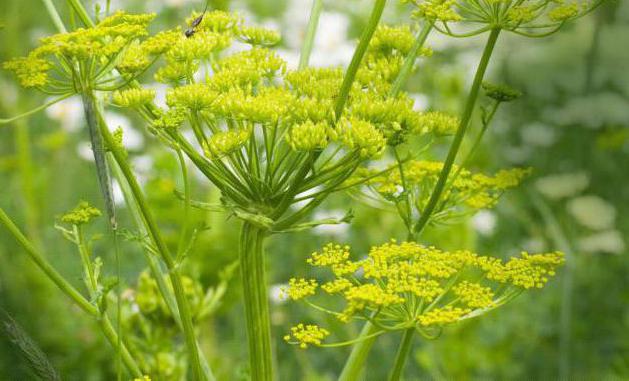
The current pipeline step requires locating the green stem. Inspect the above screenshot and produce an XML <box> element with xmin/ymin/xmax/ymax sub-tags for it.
<box><xmin>298</xmin><ymin>0</ymin><xmax>324</xmax><ymax>69</ymax></box>
<box><xmin>93</xmin><ymin>97</ymin><xmax>211</xmax><ymax>381</ymax></box>
<box><xmin>0</xmin><ymin>208</ymin><xmax>143</xmax><ymax>377</ymax></box>
<box><xmin>239</xmin><ymin>223</ymin><xmax>274</xmax><ymax>381</ymax></box>
<box><xmin>0</xmin><ymin>208</ymin><xmax>96</xmax><ymax>315</ymax></box>
<box><xmin>338</xmin><ymin>322</ymin><xmax>379</xmax><ymax>381</ymax></box>
<box><xmin>389</xmin><ymin>21</ymin><xmax>433</xmax><ymax>97</ymax></box>
<box><xmin>40</xmin><ymin>0</ymin><xmax>67</xmax><ymax>32</ymax></box>
<box><xmin>387</xmin><ymin>328</ymin><xmax>415</xmax><ymax>381</ymax></box>
<box><xmin>412</xmin><ymin>28</ymin><xmax>501</xmax><ymax>236</ymax></box>
<box><xmin>334</xmin><ymin>0</ymin><xmax>387</xmax><ymax>119</ymax></box>
<box><xmin>66</xmin><ymin>0</ymin><xmax>95</xmax><ymax>27</ymax></box>
<box><xmin>99</xmin><ymin>316</ymin><xmax>143</xmax><ymax>377</ymax></box>
<box><xmin>0</xmin><ymin>94</ymin><xmax>74</xmax><ymax>125</ymax></box>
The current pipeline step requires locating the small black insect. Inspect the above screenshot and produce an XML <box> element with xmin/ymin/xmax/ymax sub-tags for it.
<box><xmin>185</xmin><ymin>0</ymin><xmax>210</xmax><ymax>38</ymax></box>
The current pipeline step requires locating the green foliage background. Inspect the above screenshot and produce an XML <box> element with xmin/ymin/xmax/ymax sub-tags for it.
<box><xmin>0</xmin><ymin>0</ymin><xmax>627</xmax><ymax>380</ymax></box>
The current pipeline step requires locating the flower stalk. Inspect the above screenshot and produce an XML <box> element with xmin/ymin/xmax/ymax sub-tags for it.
<box><xmin>412</xmin><ymin>28</ymin><xmax>501</xmax><ymax>237</ymax></box>
<box><xmin>299</xmin><ymin>0</ymin><xmax>324</xmax><ymax>69</ymax></box>
<box><xmin>88</xmin><ymin>93</ymin><xmax>212</xmax><ymax>381</ymax></box>
<box><xmin>0</xmin><ymin>208</ymin><xmax>143</xmax><ymax>377</ymax></box>
<box><xmin>387</xmin><ymin>328</ymin><xmax>415</xmax><ymax>381</ymax></box>
<box><xmin>240</xmin><ymin>223</ymin><xmax>274</xmax><ymax>381</ymax></box>
<box><xmin>338</xmin><ymin>322</ymin><xmax>380</xmax><ymax>381</ymax></box>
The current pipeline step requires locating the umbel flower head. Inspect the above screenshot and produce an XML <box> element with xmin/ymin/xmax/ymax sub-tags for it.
<box><xmin>3</xmin><ymin>11</ymin><xmax>158</xmax><ymax>93</ymax></box>
<box><xmin>348</xmin><ymin>160</ymin><xmax>531</xmax><ymax>225</ymax></box>
<box><xmin>113</xmin><ymin>15</ymin><xmax>446</xmax><ymax>230</ymax></box>
<box><xmin>61</xmin><ymin>201</ymin><xmax>102</xmax><ymax>226</ymax></box>
<box><xmin>403</xmin><ymin>0</ymin><xmax>605</xmax><ymax>37</ymax></box>
<box><xmin>283</xmin><ymin>241</ymin><xmax>564</xmax><ymax>348</ymax></box>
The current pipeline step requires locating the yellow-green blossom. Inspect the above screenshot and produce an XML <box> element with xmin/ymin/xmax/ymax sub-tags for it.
<box><xmin>284</xmin><ymin>324</ymin><xmax>330</xmax><ymax>349</ymax></box>
<box><xmin>284</xmin><ymin>240</ymin><xmax>564</xmax><ymax>344</ymax></box>
<box><xmin>61</xmin><ymin>201</ymin><xmax>101</xmax><ymax>225</ymax></box>
<box><xmin>238</xmin><ymin>26</ymin><xmax>281</xmax><ymax>46</ymax></box>
<box><xmin>204</xmin><ymin>128</ymin><xmax>251</xmax><ymax>158</ymax></box>
<box><xmin>286</xmin><ymin>121</ymin><xmax>330</xmax><ymax>151</ymax></box>
<box><xmin>113</xmin><ymin>88</ymin><xmax>156</xmax><ymax>108</ymax></box>
<box><xmin>281</xmin><ymin>278</ymin><xmax>318</xmax><ymax>300</ymax></box>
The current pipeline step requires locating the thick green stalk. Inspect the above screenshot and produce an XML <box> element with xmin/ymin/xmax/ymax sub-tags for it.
<box><xmin>338</xmin><ymin>322</ymin><xmax>379</xmax><ymax>381</ymax></box>
<box><xmin>389</xmin><ymin>21</ymin><xmax>433</xmax><ymax>97</ymax></box>
<box><xmin>334</xmin><ymin>0</ymin><xmax>387</xmax><ymax>119</ymax></box>
<box><xmin>413</xmin><ymin>28</ymin><xmax>501</xmax><ymax>236</ymax></box>
<box><xmin>387</xmin><ymin>328</ymin><xmax>415</xmax><ymax>381</ymax></box>
<box><xmin>0</xmin><ymin>208</ymin><xmax>142</xmax><ymax>377</ymax></box>
<box><xmin>239</xmin><ymin>223</ymin><xmax>273</xmax><ymax>381</ymax></box>
<box><xmin>298</xmin><ymin>0</ymin><xmax>324</xmax><ymax>69</ymax></box>
<box><xmin>91</xmin><ymin>96</ymin><xmax>211</xmax><ymax>381</ymax></box>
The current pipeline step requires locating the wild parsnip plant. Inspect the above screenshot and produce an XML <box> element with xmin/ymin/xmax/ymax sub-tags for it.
<box><xmin>0</xmin><ymin>0</ymin><xmax>606</xmax><ymax>380</ymax></box>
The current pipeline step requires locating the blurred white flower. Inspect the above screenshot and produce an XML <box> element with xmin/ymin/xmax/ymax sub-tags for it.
<box><xmin>545</xmin><ymin>92</ymin><xmax>629</xmax><ymax>130</ymax></box>
<box><xmin>269</xmin><ymin>284</ymin><xmax>287</xmax><ymax>305</ymax></box>
<box><xmin>112</xmin><ymin>179</ymin><xmax>125</xmax><ymax>206</ymax></box>
<box><xmin>503</xmin><ymin>145</ymin><xmax>532</xmax><ymax>164</ymax></box>
<box><xmin>410</xmin><ymin>93</ymin><xmax>430</xmax><ymax>111</ymax></box>
<box><xmin>105</xmin><ymin>112</ymin><xmax>144</xmax><ymax>150</ymax></box>
<box><xmin>312</xmin><ymin>209</ymin><xmax>350</xmax><ymax>237</ymax></box>
<box><xmin>578</xmin><ymin>230</ymin><xmax>625</xmax><ymax>255</ymax></box>
<box><xmin>520</xmin><ymin>122</ymin><xmax>557</xmax><ymax>147</ymax></box>
<box><xmin>283</xmin><ymin>0</ymin><xmax>316</xmax><ymax>49</ymax></box>
<box><xmin>535</xmin><ymin>172</ymin><xmax>589</xmax><ymax>200</ymax></box>
<box><xmin>132</xmin><ymin>155</ymin><xmax>154</xmax><ymax>175</ymax></box>
<box><xmin>472</xmin><ymin>210</ymin><xmax>496</xmax><ymax>236</ymax></box>
<box><xmin>76</xmin><ymin>141</ymin><xmax>95</xmax><ymax>161</ymax></box>
<box><xmin>310</xmin><ymin>13</ymin><xmax>354</xmax><ymax>67</ymax></box>
<box><xmin>567</xmin><ymin>195</ymin><xmax>616</xmax><ymax>231</ymax></box>
<box><xmin>46</xmin><ymin>95</ymin><xmax>84</xmax><ymax>132</ymax></box>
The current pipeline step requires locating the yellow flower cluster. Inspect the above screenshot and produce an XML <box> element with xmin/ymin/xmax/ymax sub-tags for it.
<box><xmin>403</xmin><ymin>0</ymin><xmax>599</xmax><ymax>36</ymax></box>
<box><xmin>237</xmin><ymin>26</ymin><xmax>281</xmax><ymax>46</ymax></box>
<box><xmin>281</xmin><ymin>278</ymin><xmax>318</xmax><ymax>301</ymax></box>
<box><xmin>284</xmin><ymin>324</ymin><xmax>330</xmax><ymax>349</ymax></box>
<box><xmin>286</xmin><ymin>121</ymin><xmax>331</xmax><ymax>152</ymax></box>
<box><xmin>337</xmin><ymin>117</ymin><xmax>387</xmax><ymax>159</ymax></box>
<box><xmin>204</xmin><ymin>128</ymin><xmax>252</xmax><ymax>158</ymax></box>
<box><xmin>417</xmin><ymin>306</ymin><xmax>471</xmax><ymax>326</ymax></box>
<box><xmin>284</xmin><ymin>240</ymin><xmax>564</xmax><ymax>344</ymax></box>
<box><xmin>3</xmin><ymin>11</ymin><xmax>155</xmax><ymax>88</ymax></box>
<box><xmin>350</xmin><ymin>160</ymin><xmax>531</xmax><ymax>223</ymax></box>
<box><xmin>413</xmin><ymin>111</ymin><xmax>460</xmax><ymax>135</ymax></box>
<box><xmin>413</xmin><ymin>0</ymin><xmax>462</xmax><ymax>22</ymax></box>
<box><xmin>113</xmin><ymin>88</ymin><xmax>156</xmax><ymax>108</ymax></box>
<box><xmin>61</xmin><ymin>201</ymin><xmax>101</xmax><ymax>225</ymax></box>
<box><xmin>453</xmin><ymin>281</ymin><xmax>494</xmax><ymax>308</ymax></box>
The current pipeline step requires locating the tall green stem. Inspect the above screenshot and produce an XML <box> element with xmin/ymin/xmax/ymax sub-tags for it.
<box><xmin>90</xmin><ymin>94</ymin><xmax>210</xmax><ymax>381</ymax></box>
<box><xmin>299</xmin><ymin>0</ymin><xmax>324</xmax><ymax>69</ymax></box>
<box><xmin>387</xmin><ymin>328</ymin><xmax>415</xmax><ymax>381</ymax></box>
<box><xmin>390</xmin><ymin>21</ymin><xmax>433</xmax><ymax>97</ymax></box>
<box><xmin>240</xmin><ymin>223</ymin><xmax>273</xmax><ymax>381</ymax></box>
<box><xmin>334</xmin><ymin>0</ymin><xmax>387</xmax><ymax>119</ymax></box>
<box><xmin>413</xmin><ymin>28</ymin><xmax>501</xmax><ymax>236</ymax></box>
<box><xmin>338</xmin><ymin>322</ymin><xmax>379</xmax><ymax>381</ymax></box>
